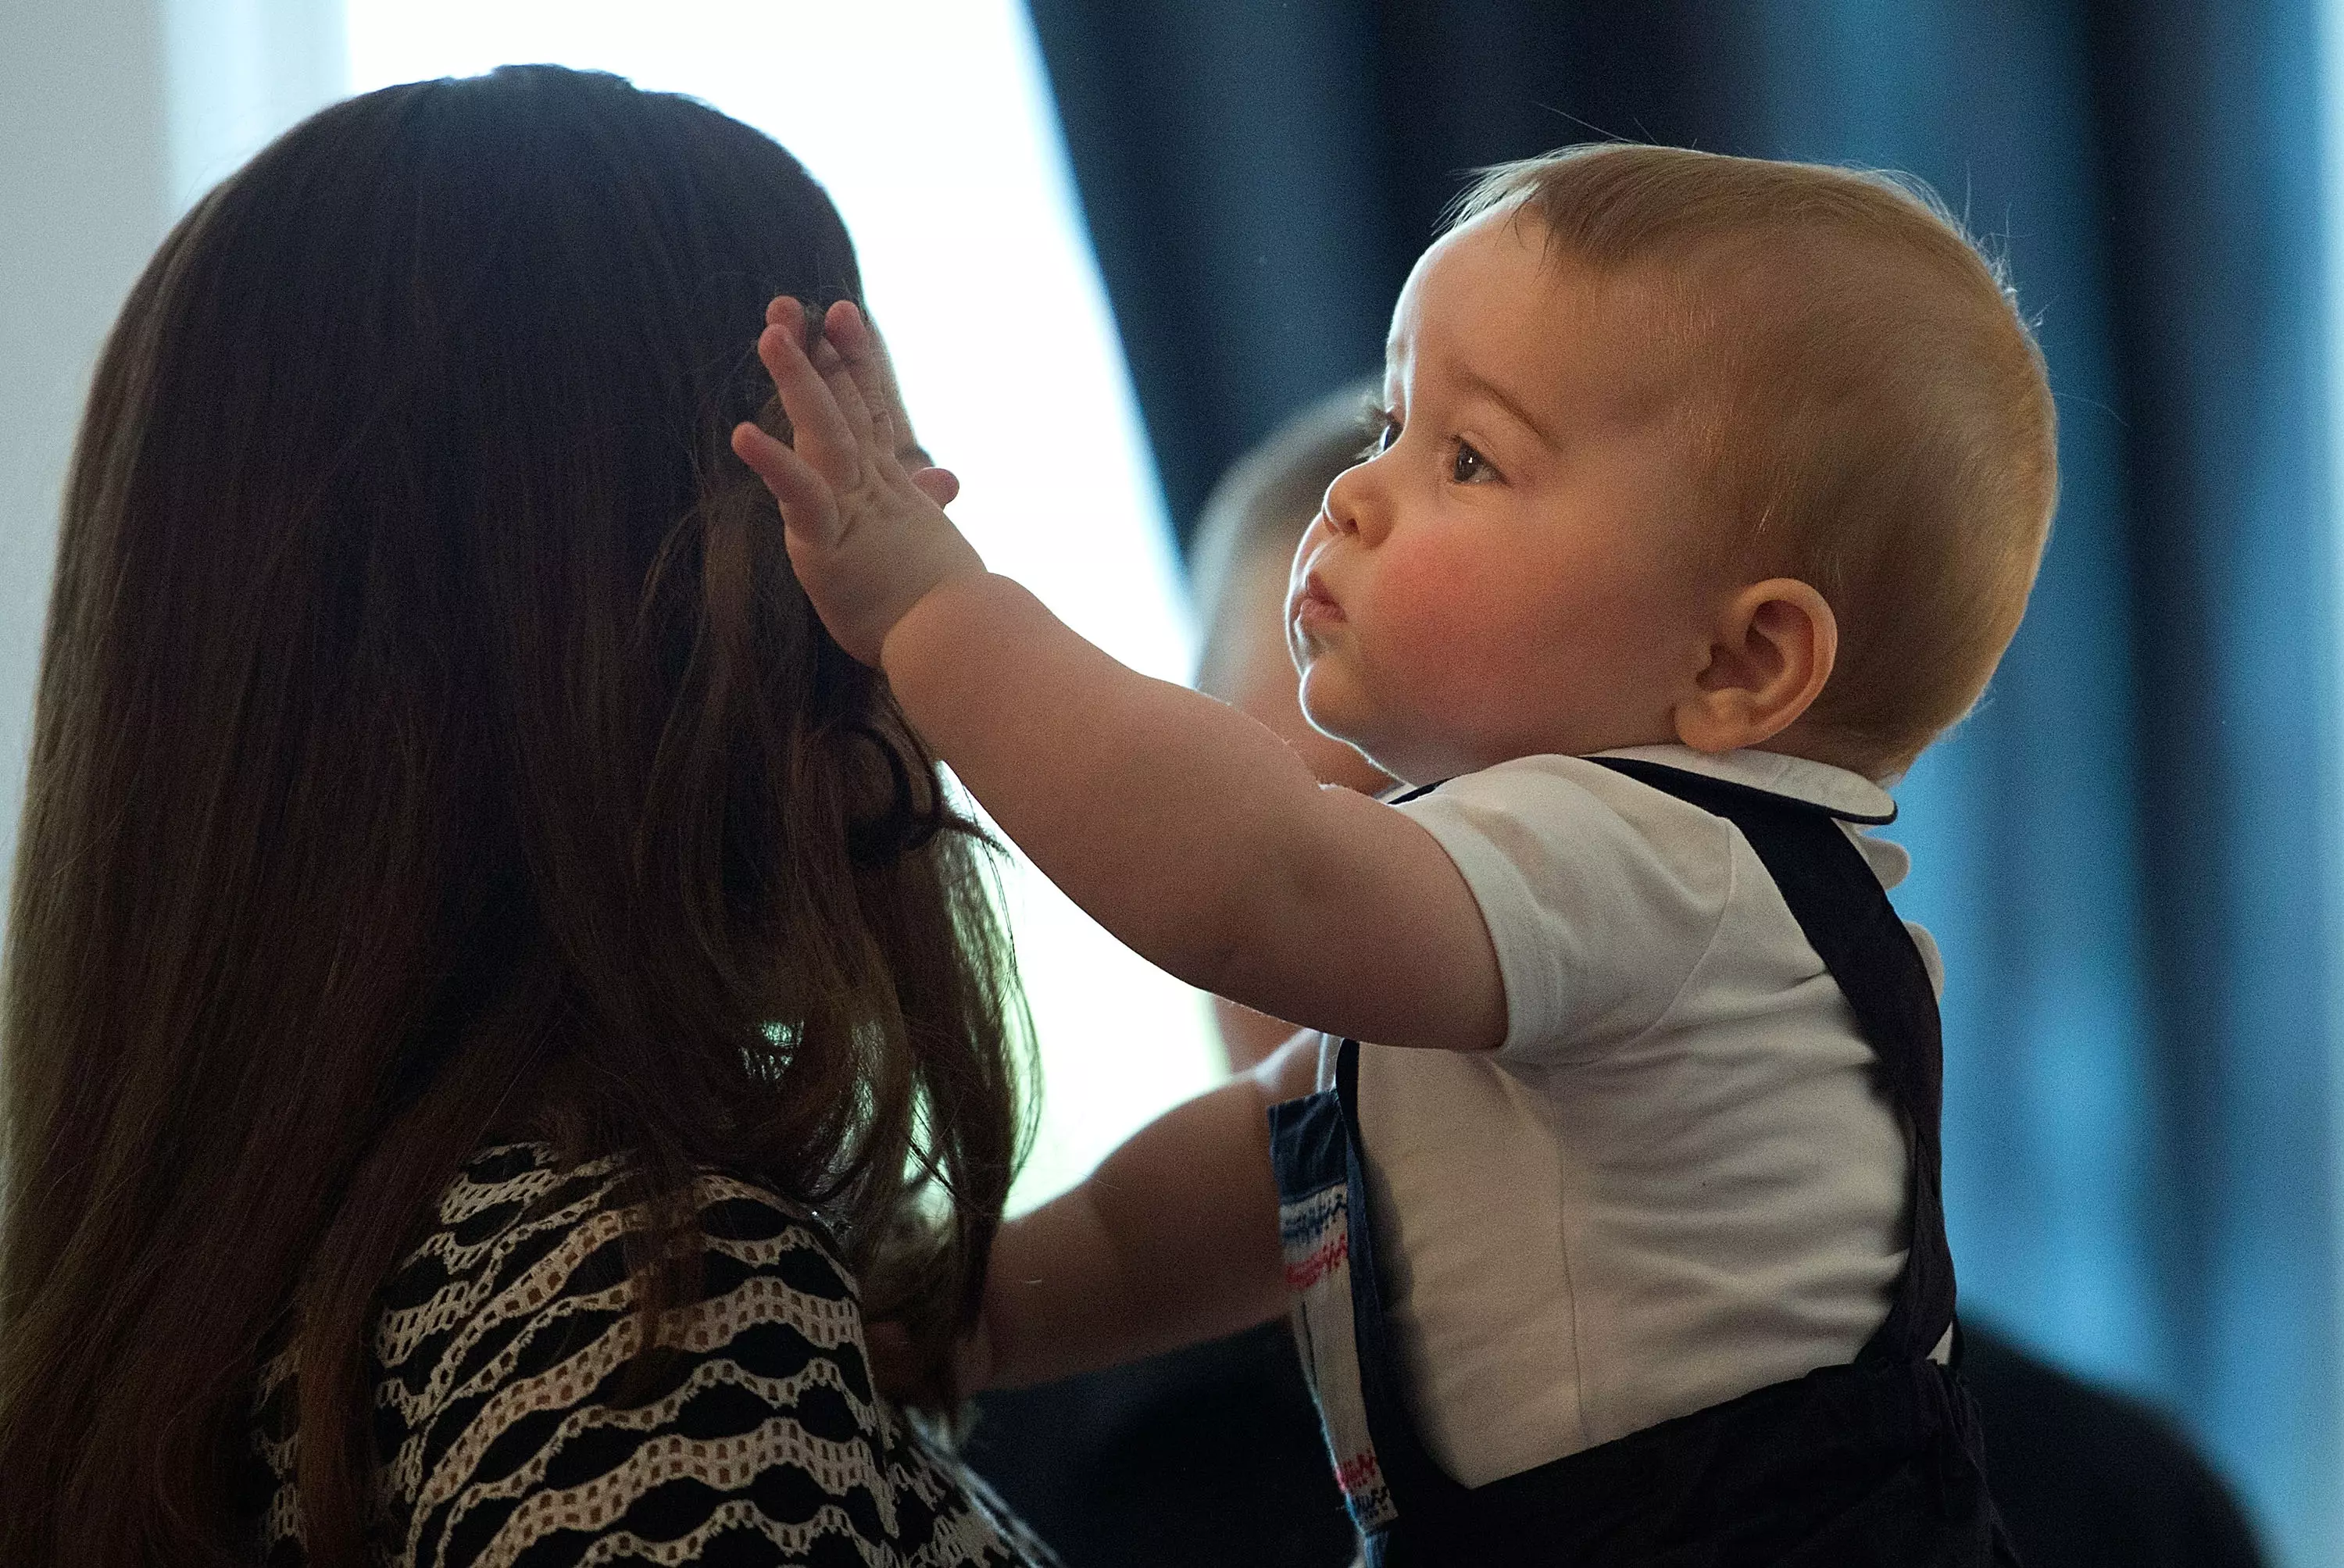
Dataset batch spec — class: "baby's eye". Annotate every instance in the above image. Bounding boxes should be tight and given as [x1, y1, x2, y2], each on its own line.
[1451, 440, 1495, 484]
[1360, 409, 1400, 460]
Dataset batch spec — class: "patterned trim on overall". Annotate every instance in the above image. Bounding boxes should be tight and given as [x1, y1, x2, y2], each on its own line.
[1271, 1091, 1396, 1536]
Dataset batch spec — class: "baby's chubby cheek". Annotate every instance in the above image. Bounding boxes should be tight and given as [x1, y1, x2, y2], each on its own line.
[1364, 550, 1525, 691]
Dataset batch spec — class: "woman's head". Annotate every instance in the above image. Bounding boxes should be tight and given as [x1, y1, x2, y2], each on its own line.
[2, 66, 1024, 1564]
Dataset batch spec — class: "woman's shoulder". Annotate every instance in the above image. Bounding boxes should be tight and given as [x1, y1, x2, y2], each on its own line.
[252, 1142, 1055, 1568]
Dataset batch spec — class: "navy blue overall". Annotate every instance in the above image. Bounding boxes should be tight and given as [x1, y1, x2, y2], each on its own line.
[1267, 759, 2018, 1566]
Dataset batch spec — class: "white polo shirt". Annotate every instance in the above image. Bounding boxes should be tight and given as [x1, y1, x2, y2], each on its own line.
[1331, 744, 1931, 1488]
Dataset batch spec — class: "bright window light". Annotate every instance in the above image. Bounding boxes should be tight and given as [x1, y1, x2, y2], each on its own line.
[161, 0, 346, 214]
[347, 1, 1219, 1210]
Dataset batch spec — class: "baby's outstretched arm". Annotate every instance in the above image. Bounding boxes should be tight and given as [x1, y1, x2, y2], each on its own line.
[976, 1029, 1318, 1389]
[732, 299, 1503, 1053]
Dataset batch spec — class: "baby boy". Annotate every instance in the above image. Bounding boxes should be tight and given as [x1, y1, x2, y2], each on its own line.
[734, 143, 2052, 1565]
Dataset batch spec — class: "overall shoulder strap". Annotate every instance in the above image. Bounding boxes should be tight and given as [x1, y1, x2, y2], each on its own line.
[1587, 756, 1955, 1366]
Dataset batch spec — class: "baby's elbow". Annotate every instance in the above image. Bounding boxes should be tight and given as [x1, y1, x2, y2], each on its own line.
[1166, 872, 1305, 1001]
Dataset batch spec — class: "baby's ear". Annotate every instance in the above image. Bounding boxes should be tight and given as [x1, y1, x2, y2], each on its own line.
[1673, 579, 1837, 755]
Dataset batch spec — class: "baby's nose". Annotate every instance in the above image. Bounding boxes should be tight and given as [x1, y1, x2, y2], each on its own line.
[1320, 482, 1363, 537]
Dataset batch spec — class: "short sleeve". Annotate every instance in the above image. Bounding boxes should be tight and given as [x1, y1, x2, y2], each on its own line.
[1392, 756, 1735, 1063]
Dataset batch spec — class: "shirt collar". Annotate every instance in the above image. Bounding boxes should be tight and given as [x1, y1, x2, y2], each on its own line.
[1589, 743, 1897, 825]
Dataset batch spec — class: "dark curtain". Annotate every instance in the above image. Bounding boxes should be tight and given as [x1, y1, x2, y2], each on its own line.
[1024, 2, 2339, 1561]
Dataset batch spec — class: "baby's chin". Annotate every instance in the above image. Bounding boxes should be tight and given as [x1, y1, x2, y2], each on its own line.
[1323, 727, 1473, 791]
[1292, 728, 1398, 796]
[1296, 682, 1470, 787]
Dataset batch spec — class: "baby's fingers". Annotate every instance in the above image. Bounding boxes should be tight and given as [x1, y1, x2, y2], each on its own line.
[803, 302, 892, 460]
[756, 320, 863, 484]
[910, 466, 961, 508]
[731, 420, 842, 548]
[819, 302, 902, 454]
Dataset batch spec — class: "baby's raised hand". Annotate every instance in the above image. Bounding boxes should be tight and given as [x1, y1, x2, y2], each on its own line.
[731, 297, 982, 666]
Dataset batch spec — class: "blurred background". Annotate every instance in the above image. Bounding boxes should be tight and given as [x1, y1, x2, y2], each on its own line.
[2, 1, 2338, 1562]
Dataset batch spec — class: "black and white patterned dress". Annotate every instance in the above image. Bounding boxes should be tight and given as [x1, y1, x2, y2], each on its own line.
[250, 1143, 1057, 1566]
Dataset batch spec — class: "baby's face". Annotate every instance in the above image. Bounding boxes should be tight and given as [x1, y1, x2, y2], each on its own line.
[1286, 210, 1728, 784]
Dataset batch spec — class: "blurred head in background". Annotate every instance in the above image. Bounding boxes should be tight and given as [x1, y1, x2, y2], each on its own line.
[1190, 380, 1394, 1070]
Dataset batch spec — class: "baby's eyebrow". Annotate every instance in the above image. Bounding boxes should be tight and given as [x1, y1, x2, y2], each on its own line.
[1453, 367, 1561, 452]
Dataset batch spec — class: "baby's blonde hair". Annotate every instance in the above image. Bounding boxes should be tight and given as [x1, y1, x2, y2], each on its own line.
[1455, 145, 2057, 776]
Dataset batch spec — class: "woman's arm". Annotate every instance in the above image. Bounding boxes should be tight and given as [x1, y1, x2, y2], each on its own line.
[976, 1030, 1320, 1391]
[733, 301, 1504, 1053]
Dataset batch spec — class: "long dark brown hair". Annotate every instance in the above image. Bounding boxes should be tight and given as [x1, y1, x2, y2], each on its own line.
[0, 66, 1028, 1565]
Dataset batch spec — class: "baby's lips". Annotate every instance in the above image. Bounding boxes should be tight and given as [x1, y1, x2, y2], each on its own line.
[1292, 572, 1345, 627]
